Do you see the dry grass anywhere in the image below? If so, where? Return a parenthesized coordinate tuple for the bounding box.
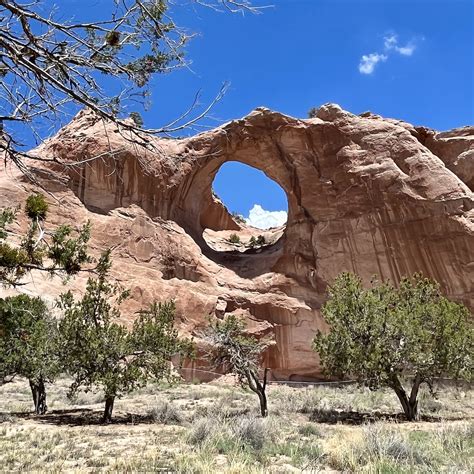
(0, 378, 472, 472)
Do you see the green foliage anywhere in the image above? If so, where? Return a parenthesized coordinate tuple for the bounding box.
(205, 315, 264, 379)
(0, 209, 15, 240)
(0, 295, 60, 385)
(314, 272, 473, 419)
(308, 107, 319, 118)
(0, 243, 29, 283)
(228, 233, 241, 244)
(58, 251, 191, 419)
(0, 195, 92, 286)
(129, 111, 144, 128)
(25, 194, 48, 221)
(203, 315, 271, 416)
(248, 235, 266, 248)
(48, 223, 91, 275)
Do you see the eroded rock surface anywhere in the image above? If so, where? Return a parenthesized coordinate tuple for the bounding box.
(1, 104, 473, 380)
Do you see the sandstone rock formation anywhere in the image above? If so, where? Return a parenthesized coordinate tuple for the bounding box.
(1, 103, 473, 381)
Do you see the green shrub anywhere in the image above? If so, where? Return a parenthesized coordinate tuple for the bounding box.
(228, 233, 241, 244)
(25, 194, 48, 221)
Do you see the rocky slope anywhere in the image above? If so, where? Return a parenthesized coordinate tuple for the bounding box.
(1, 104, 473, 381)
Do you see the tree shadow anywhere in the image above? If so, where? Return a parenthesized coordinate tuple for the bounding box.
(0, 409, 166, 426)
(307, 408, 445, 425)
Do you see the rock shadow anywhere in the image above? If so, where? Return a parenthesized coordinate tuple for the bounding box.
(201, 238, 284, 279)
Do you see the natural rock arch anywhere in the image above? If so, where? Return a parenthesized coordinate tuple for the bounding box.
(5, 103, 471, 381)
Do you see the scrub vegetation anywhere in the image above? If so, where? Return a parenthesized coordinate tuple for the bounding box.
(0, 378, 472, 472)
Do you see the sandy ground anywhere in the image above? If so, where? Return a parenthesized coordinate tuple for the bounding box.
(0, 377, 472, 472)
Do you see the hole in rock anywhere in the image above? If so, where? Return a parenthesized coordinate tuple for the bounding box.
(203, 162, 288, 254)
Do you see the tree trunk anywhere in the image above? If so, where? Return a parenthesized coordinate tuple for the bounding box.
(245, 369, 268, 418)
(246, 369, 269, 417)
(390, 375, 420, 421)
(258, 367, 269, 417)
(102, 396, 115, 423)
(29, 378, 47, 415)
(257, 387, 268, 417)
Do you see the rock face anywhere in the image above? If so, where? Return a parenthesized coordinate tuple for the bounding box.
(1, 104, 473, 381)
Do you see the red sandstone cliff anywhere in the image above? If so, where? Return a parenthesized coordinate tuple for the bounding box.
(1, 104, 472, 381)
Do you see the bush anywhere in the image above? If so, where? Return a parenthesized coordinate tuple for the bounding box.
(187, 416, 218, 446)
(328, 423, 430, 471)
(298, 423, 324, 437)
(187, 414, 270, 453)
(25, 194, 48, 221)
(233, 416, 266, 450)
(248, 235, 266, 248)
(148, 400, 182, 425)
(228, 233, 241, 244)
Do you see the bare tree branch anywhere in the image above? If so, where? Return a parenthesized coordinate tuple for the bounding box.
(0, 0, 260, 180)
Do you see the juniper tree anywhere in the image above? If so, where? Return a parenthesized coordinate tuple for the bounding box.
(313, 272, 473, 421)
(0, 193, 91, 286)
(0, 294, 61, 414)
(58, 250, 192, 423)
(203, 315, 271, 417)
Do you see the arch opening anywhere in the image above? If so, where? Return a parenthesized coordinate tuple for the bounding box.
(202, 162, 289, 254)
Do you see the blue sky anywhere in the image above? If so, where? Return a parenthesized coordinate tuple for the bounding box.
(148, 0, 473, 131)
(158, 0, 472, 225)
(24, 1, 474, 226)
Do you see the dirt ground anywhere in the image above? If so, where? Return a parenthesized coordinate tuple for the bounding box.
(0, 377, 472, 472)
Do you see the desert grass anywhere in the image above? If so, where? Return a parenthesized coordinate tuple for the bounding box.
(0, 378, 472, 472)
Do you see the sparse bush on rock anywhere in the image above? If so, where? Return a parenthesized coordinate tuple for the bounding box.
(228, 233, 241, 244)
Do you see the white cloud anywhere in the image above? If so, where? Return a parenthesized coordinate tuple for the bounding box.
(396, 44, 416, 56)
(358, 53, 388, 75)
(359, 33, 418, 74)
(384, 34, 416, 56)
(384, 34, 398, 50)
(245, 204, 287, 230)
